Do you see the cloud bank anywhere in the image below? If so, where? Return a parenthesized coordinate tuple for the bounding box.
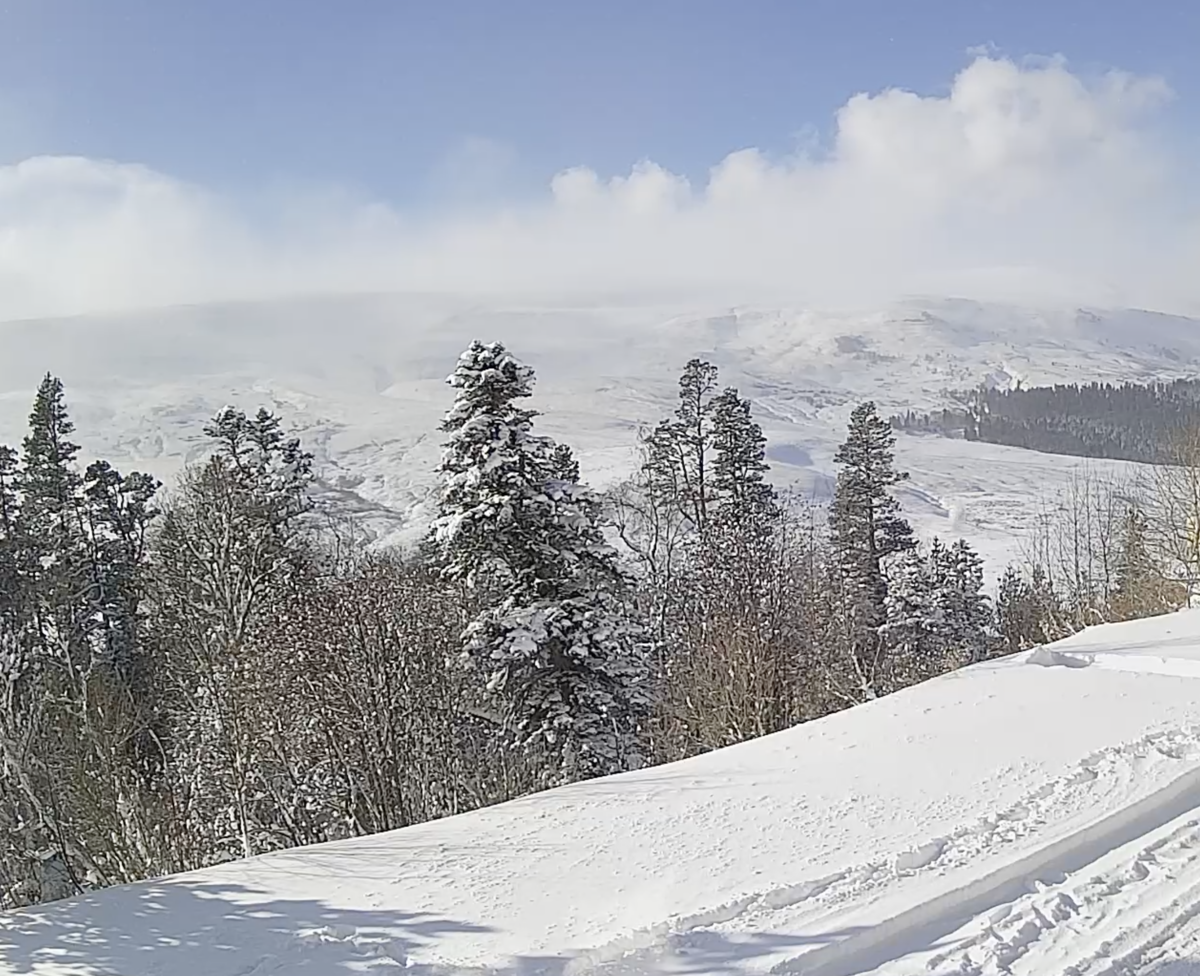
(0, 54, 1196, 321)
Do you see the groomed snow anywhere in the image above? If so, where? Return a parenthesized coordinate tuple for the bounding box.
(7, 611, 1200, 975)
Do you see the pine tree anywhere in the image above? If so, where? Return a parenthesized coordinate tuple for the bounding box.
(882, 536, 990, 688)
(204, 407, 314, 531)
(16, 374, 89, 665)
(0, 377, 166, 907)
(937, 538, 991, 664)
(643, 359, 720, 532)
(80, 462, 160, 688)
(434, 340, 555, 595)
(549, 442, 581, 484)
(0, 444, 23, 638)
(830, 402, 915, 581)
(827, 402, 916, 698)
(709, 387, 777, 525)
(0, 441, 27, 747)
(433, 341, 648, 783)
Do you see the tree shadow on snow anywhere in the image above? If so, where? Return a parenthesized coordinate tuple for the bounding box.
(1140, 962, 1200, 975)
(0, 879, 873, 976)
(0, 880, 503, 976)
(581, 926, 874, 976)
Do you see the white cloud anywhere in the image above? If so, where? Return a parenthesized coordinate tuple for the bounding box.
(0, 54, 1196, 321)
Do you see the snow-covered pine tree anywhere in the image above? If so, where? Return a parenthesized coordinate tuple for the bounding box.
(434, 340, 554, 595)
(937, 538, 991, 665)
(881, 545, 937, 688)
(709, 386, 778, 527)
(80, 461, 160, 705)
(549, 442, 581, 483)
(994, 563, 1070, 654)
(204, 406, 315, 531)
(0, 377, 167, 907)
(827, 401, 916, 700)
(0, 444, 23, 660)
(433, 340, 648, 784)
(882, 536, 990, 688)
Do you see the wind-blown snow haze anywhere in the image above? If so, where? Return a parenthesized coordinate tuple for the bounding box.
(0, 55, 1195, 321)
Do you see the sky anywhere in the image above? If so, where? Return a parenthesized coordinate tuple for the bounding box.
(0, 0, 1198, 319)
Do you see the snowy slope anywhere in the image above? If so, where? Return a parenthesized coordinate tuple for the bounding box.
(7, 612, 1200, 974)
(0, 292, 1196, 567)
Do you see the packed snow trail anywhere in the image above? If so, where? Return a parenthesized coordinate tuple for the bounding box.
(8, 613, 1200, 975)
(576, 725, 1200, 976)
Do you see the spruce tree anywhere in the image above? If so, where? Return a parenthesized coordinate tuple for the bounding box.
(80, 462, 160, 687)
(881, 546, 938, 687)
(433, 341, 648, 783)
(0, 442, 27, 726)
(830, 402, 915, 577)
(829, 401, 915, 667)
(825, 402, 916, 699)
(17, 374, 89, 664)
(0, 445, 22, 631)
(710, 387, 777, 525)
(882, 536, 990, 687)
(938, 538, 991, 664)
(643, 359, 720, 532)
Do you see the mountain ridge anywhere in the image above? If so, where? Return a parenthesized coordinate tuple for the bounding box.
(1, 292, 1196, 563)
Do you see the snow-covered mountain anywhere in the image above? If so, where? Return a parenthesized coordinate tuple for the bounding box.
(7, 610, 1200, 975)
(1, 292, 1197, 568)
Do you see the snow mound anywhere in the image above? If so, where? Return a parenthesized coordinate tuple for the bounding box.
(9, 611, 1200, 974)
(1028, 613, 1200, 678)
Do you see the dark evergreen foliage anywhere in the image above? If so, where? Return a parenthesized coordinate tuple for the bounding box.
(891, 378, 1200, 463)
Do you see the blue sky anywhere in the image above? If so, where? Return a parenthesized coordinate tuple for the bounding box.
(0, 1, 1197, 319)
(2, 0, 1197, 205)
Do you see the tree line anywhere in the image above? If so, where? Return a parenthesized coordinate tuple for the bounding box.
(890, 378, 1200, 464)
(0, 345, 1186, 909)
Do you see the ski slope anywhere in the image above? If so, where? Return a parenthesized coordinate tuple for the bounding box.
(6, 612, 1200, 974)
(0, 293, 1194, 571)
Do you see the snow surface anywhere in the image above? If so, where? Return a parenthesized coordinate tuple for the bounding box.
(8, 612, 1200, 974)
(0, 293, 1195, 573)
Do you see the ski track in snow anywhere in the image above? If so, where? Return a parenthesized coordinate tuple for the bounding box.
(570, 726, 1200, 976)
(9, 629, 1200, 976)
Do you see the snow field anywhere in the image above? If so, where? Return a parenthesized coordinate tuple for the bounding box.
(8, 613, 1200, 973)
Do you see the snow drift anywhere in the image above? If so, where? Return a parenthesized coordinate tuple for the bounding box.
(7, 611, 1200, 974)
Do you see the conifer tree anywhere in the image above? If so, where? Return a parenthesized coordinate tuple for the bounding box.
(17, 374, 90, 666)
(709, 386, 777, 526)
(937, 538, 991, 664)
(0, 444, 23, 645)
(643, 359, 720, 532)
(433, 340, 648, 783)
(827, 402, 916, 698)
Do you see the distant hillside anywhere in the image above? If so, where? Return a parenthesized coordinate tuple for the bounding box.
(891, 378, 1200, 463)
